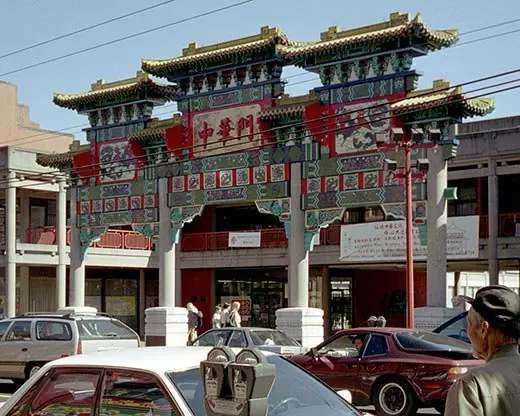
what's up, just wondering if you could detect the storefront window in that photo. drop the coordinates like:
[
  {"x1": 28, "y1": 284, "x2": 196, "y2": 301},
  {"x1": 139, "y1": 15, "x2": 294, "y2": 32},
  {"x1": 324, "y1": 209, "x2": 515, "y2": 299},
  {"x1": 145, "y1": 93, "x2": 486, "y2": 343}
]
[
  {"x1": 106, "y1": 279, "x2": 137, "y2": 330},
  {"x1": 309, "y1": 276, "x2": 323, "y2": 309},
  {"x1": 216, "y1": 269, "x2": 286, "y2": 329},
  {"x1": 330, "y1": 278, "x2": 353, "y2": 333},
  {"x1": 85, "y1": 279, "x2": 102, "y2": 311}
]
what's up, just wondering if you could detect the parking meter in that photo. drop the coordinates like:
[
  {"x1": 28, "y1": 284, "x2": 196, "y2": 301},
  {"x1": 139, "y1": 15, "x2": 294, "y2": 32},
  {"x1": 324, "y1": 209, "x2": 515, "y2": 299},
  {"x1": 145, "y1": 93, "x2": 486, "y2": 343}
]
[
  {"x1": 200, "y1": 347, "x2": 276, "y2": 416},
  {"x1": 227, "y1": 349, "x2": 276, "y2": 416}
]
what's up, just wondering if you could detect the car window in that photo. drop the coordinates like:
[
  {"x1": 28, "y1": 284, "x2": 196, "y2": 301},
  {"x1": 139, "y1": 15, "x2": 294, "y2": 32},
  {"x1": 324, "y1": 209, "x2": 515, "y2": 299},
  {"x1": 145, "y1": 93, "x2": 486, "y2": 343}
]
[
  {"x1": 0, "y1": 321, "x2": 11, "y2": 339},
  {"x1": 77, "y1": 318, "x2": 137, "y2": 340},
  {"x1": 249, "y1": 330, "x2": 300, "y2": 346},
  {"x1": 193, "y1": 330, "x2": 231, "y2": 347},
  {"x1": 5, "y1": 321, "x2": 31, "y2": 341},
  {"x1": 36, "y1": 321, "x2": 73, "y2": 341},
  {"x1": 395, "y1": 331, "x2": 473, "y2": 353},
  {"x1": 318, "y1": 333, "x2": 366, "y2": 358},
  {"x1": 6, "y1": 371, "x2": 50, "y2": 416},
  {"x1": 101, "y1": 370, "x2": 180, "y2": 416},
  {"x1": 169, "y1": 355, "x2": 362, "y2": 416},
  {"x1": 436, "y1": 313, "x2": 470, "y2": 343},
  {"x1": 29, "y1": 370, "x2": 102, "y2": 416},
  {"x1": 228, "y1": 331, "x2": 247, "y2": 348},
  {"x1": 363, "y1": 335, "x2": 389, "y2": 357}
]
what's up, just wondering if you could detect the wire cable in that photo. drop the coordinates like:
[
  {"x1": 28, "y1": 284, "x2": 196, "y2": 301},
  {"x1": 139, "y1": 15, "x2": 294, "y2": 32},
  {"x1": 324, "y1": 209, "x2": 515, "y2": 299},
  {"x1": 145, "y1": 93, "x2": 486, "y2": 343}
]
[
  {"x1": 0, "y1": 0, "x2": 179, "y2": 60},
  {"x1": 0, "y1": 0, "x2": 254, "y2": 78}
]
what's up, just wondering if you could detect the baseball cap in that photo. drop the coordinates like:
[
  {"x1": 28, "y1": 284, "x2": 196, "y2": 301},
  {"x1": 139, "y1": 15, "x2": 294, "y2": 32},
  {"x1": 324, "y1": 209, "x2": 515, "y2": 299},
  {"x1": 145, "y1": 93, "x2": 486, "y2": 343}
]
[{"x1": 468, "y1": 285, "x2": 520, "y2": 338}]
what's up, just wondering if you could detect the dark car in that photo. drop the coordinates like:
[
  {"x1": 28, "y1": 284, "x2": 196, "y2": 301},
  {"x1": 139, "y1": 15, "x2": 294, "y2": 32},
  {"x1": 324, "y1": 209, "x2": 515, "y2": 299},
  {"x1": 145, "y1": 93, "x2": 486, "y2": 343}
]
[
  {"x1": 290, "y1": 328, "x2": 483, "y2": 416},
  {"x1": 190, "y1": 327, "x2": 307, "y2": 356},
  {"x1": 433, "y1": 311, "x2": 470, "y2": 343}
]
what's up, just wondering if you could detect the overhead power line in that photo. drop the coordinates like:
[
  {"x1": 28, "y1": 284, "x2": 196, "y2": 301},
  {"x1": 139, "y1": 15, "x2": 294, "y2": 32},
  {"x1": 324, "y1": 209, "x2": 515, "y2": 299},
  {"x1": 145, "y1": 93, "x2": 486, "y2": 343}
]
[
  {"x1": 8, "y1": 79, "x2": 519, "y2": 194},
  {"x1": 3, "y1": 67, "x2": 517, "y2": 191},
  {"x1": 0, "y1": 16, "x2": 518, "y2": 150},
  {"x1": 0, "y1": 0, "x2": 179, "y2": 61},
  {"x1": 0, "y1": 0, "x2": 254, "y2": 78}
]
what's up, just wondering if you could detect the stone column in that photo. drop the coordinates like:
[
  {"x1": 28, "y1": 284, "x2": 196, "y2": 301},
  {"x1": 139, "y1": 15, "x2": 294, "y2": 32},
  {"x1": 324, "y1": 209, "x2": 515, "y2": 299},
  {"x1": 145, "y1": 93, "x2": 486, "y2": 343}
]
[
  {"x1": 56, "y1": 177, "x2": 67, "y2": 309},
  {"x1": 175, "y1": 239, "x2": 182, "y2": 306},
  {"x1": 288, "y1": 163, "x2": 309, "y2": 307},
  {"x1": 488, "y1": 158, "x2": 499, "y2": 285},
  {"x1": 276, "y1": 164, "x2": 323, "y2": 348},
  {"x1": 139, "y1": 269, "x2": 145, "y2": 340},
  {"x1": 69, "y1": 184, "x2": 85, "y2": 307},
  {"x1": 145, "y1": 177, "x2": 187, "y2": 347},
  {"x1": 158, "y1": 177, "x2": 175, "y2": 307},
  {"x1": 5, "y1": 171, "x2": 17, "y2": 317},
  {"x1": 426, "y1": 145, "x2": 448, "y2": 307}
]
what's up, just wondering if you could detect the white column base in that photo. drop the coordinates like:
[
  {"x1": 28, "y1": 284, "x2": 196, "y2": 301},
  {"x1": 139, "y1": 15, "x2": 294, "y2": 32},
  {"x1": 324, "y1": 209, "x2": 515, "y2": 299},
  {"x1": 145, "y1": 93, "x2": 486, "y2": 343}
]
[
  {"x1": 414, "y1": 307, "x2": 461, "y2": 331},
  {"x1": 276, "y1": 307, "x2": 324, "y2": 348},
  {"x1": 145, "y1": 307, "x2": 188, "y2": 346}
]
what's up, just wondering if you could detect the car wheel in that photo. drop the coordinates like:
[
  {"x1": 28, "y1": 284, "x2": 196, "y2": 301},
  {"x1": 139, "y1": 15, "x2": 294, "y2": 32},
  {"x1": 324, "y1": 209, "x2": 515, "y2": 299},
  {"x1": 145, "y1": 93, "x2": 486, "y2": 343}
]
[
  {"x1": 25, "y1": 362, "x2": 44, "y2": 380},
  {"x1": 374, "y1": 379, "x2": 418, "y2": 416}
]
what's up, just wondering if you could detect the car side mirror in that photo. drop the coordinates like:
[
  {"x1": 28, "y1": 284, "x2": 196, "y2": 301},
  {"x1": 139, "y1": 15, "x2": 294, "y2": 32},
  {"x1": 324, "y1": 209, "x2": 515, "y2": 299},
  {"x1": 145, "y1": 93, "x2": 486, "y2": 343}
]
[{"x1": 310, "y1": 347, "x2": 318, "y2": 357}]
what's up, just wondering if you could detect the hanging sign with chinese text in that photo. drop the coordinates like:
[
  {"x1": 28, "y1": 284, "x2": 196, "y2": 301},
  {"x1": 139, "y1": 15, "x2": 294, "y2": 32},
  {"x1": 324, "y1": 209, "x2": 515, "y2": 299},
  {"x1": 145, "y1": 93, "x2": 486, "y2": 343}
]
[
  {"x1": 339, "y1": 215, "x2": 479, "y2": 262},
  {"x1": 228, "y1": 231, "x2": 261, "y2": 248},
  {"x1": 191, "y1": 103, "x2": 265, "y2": 157}
]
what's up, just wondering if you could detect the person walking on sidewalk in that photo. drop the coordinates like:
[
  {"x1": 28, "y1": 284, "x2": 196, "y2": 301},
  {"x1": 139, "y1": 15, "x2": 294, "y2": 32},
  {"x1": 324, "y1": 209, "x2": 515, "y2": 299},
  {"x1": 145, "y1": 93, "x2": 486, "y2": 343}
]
[
  {"x1": 187, "y1": 302, "x2": 203, "y2": 345},
  {"x1": 445, "y1": 285, "x2": 520, "y2": 415},
  {"x1": 226, "y1": 301, "x2": 242, "y2": 328},
  {"x1": 220, "y1": 302, "x2": 230, "y2": 327}
]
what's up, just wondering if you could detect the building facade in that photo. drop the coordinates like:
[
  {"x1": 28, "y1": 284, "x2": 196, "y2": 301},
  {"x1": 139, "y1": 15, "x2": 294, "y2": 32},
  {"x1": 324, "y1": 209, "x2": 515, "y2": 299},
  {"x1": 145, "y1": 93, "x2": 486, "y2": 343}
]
[{"x1": 13, "y1": 12, "x2": 503, "y2": 342}]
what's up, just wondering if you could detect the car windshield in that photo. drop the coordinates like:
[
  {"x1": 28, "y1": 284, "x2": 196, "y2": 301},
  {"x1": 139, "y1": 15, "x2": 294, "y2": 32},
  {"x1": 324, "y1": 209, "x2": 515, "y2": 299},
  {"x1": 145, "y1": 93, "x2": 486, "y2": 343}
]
[
  {"x1": 394, "y1": 330, "x2": 473, "y2": 352},
  {"x1": 77, "y1": 319, "x2": 137, "y2": 340},
  {"x1": 168, "y1": 355, "x2": 361, "y2": 416},
  {"x1": 249, "y1": 330, "x2": 300, "y2": 346}
]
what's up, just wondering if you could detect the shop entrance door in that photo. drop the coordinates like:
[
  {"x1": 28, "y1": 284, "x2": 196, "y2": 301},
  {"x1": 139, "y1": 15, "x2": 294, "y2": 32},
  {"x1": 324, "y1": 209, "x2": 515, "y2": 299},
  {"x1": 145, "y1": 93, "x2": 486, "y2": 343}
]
[{"x1": 330, "y1": 278, "x2": 353, "y2": 334}]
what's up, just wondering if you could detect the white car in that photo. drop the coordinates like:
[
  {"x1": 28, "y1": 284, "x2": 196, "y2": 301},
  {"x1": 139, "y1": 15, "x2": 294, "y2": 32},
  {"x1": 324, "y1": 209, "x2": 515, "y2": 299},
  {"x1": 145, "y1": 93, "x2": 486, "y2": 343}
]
[
  {"x1": 0, "y1": 346, "x2": 371, "y2": 416},
  {"x1": 0, "y1": 307, "x2": 140, "y2": 382}
]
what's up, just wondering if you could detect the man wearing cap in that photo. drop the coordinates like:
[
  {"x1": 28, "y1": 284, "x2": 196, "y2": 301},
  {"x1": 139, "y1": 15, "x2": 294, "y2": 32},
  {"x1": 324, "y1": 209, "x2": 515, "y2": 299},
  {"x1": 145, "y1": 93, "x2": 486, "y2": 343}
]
[{"x1": 445, "y1": 285, "x2": 520, "y2": 415}]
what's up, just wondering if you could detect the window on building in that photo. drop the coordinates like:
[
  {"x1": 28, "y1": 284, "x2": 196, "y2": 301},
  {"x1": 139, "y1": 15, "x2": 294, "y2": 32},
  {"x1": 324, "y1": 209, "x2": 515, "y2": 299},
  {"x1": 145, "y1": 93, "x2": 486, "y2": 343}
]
[{"x1": 448, "y1": 179, "x2": 478, "y2": 216}]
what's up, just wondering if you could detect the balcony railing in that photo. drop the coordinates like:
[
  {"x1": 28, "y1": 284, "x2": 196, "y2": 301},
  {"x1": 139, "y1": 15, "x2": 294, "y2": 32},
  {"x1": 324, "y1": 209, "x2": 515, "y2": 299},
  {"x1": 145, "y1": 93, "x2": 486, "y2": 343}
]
[
  {"x1": 181, "y1": 228, "x2": 288, "y2": 251},
  {"x1": 23, "y1": 213, "x2": 520, "y2": 253},
  {"x1": 26, "y1": 226, "x2": 153, "y2": 250}
]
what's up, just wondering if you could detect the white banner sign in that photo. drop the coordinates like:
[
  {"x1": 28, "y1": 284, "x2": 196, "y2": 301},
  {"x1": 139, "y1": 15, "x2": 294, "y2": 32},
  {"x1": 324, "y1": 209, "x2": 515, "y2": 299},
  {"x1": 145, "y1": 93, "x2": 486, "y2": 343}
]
[
  {"x1": 340, "y1": 215, "x2": 479, "y2": 262},
  {"x1": 228, "y1": 232, "x2": 261, "y2": 248}
]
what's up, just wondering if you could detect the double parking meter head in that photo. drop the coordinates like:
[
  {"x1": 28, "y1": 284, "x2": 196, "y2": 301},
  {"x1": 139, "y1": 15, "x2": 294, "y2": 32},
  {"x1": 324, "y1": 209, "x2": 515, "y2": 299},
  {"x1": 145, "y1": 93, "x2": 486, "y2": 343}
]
[{"x1": 200, "y1": 347, "x2": 276, "y2": 416}]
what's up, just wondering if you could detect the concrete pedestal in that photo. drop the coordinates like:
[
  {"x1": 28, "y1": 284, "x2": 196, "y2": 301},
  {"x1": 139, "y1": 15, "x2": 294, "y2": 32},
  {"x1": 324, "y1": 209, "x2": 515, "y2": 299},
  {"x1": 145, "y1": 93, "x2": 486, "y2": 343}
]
[
  {"x1": 145, "y1": 307, "x2": 188, "y2": 346},
  {"x1": 276, "y1": 307, "x2": 324, "y2": 348},
  {"x1": 414, "y1": 307, "x2": 461, "y2": 331}
]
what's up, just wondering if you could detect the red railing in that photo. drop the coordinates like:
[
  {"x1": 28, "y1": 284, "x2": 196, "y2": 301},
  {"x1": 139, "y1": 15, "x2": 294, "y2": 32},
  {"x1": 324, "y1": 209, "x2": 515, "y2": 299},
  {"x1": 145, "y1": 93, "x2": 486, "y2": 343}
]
[
  {"x1": 26, "y1": 226, "x2": 153, "y2": 250},
  {"x1": 181, "y1": 228, "x2": 288, "y2": 251}
]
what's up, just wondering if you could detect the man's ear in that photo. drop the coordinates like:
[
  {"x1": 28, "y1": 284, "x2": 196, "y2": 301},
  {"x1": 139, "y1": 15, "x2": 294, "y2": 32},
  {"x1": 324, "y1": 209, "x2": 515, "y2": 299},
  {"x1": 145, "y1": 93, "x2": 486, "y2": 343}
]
[{"x1": 481, "y1": 319, "x2": 490, "y2": 336}]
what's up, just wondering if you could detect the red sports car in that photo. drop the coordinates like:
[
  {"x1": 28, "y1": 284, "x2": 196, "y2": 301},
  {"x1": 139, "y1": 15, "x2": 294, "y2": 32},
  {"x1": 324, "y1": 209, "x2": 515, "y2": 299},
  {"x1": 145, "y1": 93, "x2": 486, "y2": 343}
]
[{"x1": 290, "y1": 328, "x2": 483, "y2": 416}]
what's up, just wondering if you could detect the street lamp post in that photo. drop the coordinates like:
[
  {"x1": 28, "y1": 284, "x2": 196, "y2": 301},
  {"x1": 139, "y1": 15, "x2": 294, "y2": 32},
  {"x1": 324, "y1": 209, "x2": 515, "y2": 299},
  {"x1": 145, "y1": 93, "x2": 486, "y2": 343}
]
[
  {"x1": 383, "y1": 129, "x2": 431, "y2": 329},
  {"x1": 404, "y1": 141, "x2": 415, "y2": 328}
]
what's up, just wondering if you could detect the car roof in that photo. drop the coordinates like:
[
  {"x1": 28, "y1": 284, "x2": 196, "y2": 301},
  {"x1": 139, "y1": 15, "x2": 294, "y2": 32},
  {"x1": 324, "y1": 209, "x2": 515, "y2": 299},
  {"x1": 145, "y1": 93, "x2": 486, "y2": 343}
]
[
  {"x1": 206, "y1": 327, "x2": 282, "y2": 332},
  {"x1": 47, "y1": 346, "x2": 274, "y2": 373},
  {"x1": 344, "y1": 327, "x2": 420, "y2": 335}
]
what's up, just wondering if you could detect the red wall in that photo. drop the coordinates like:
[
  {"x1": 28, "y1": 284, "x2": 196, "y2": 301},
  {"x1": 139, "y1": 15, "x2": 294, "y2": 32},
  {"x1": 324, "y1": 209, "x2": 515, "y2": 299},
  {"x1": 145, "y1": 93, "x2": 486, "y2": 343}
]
[
  {"x1": 352, "y1": 270, "x2": 426, "y2": 328},
  {"x1": 183, "y1": 206, "x2": 214, "y2": 233},
  {"x1": 182, "y1": 270, "x2": 213, "y2": 332}
]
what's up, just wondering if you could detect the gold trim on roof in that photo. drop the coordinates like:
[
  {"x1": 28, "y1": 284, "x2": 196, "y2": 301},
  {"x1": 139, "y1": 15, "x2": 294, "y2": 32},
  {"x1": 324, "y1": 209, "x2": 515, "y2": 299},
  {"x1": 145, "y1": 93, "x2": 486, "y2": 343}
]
[
  {"x1": 53, "y1": 71, "x2": 178, "y2": 109},
  {"x1": 37, "y1": 140, "x2": 90, "y2": 167},
  {"x1": 281, "y1": 13, "x2": 458, "y2": 58},
  {"x1": 392, "y1": 80, "x2": 495, "y2": 117},
  {"x1": 142, "y1": 26, "x2": 289, "y2": 76},
  {"x1": 128, "y1": 114, "x2": 182, "y2": 142},
  {"x1": 260, "y1": 92, "x2": 320, "y2": 119}
]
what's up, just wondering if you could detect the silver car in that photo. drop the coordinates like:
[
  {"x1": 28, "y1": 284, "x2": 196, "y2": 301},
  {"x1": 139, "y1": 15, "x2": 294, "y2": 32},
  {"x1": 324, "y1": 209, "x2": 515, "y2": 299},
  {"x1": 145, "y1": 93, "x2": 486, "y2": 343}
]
[
  {"x1": 191, "y1": 327, "x2": 308, "y2": 356},
  {"x1": 0, "y1": 308, "x2": 140, "y2": 383}
]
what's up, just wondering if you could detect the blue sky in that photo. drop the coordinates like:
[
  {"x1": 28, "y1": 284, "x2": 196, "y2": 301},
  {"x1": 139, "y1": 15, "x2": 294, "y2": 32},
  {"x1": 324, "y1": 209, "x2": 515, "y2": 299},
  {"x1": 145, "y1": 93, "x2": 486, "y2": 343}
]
[{"x1": 1, "y1": 0, "x2": 519, "y2": 144}]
